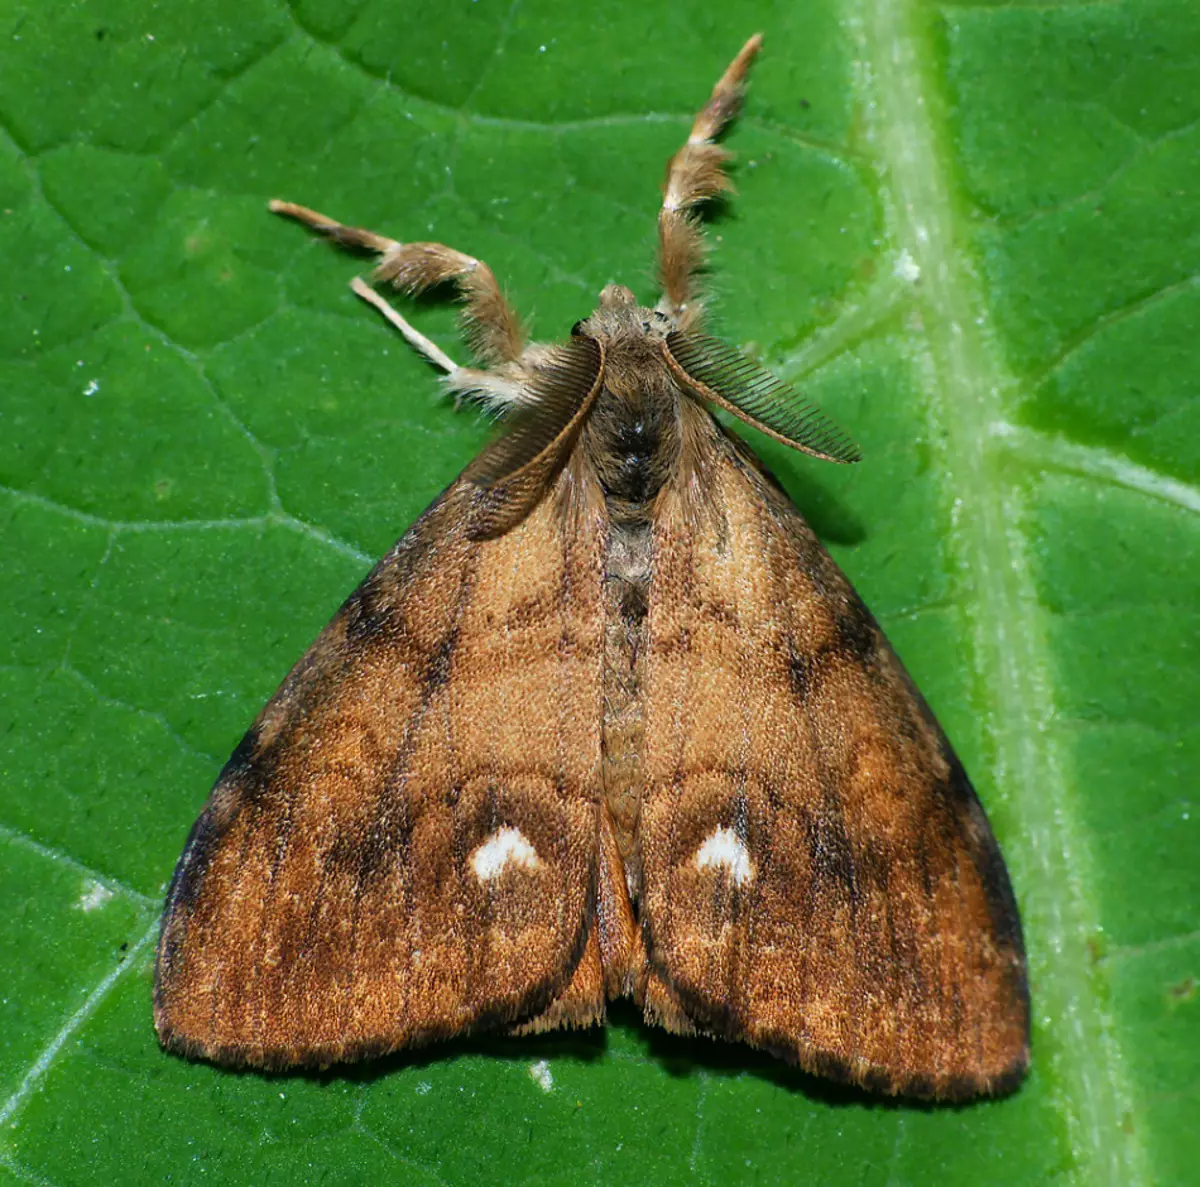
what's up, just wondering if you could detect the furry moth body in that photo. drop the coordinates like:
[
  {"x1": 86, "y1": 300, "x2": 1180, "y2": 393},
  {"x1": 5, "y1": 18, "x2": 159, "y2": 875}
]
[{"x1": 155, "y1": 35, "x2": 1030, "y2": 1100}]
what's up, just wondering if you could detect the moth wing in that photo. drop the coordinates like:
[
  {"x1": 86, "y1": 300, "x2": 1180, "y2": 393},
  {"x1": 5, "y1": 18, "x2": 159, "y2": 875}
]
[
  {"x1": 638, "y1": 416, "x2": 1029, "y2": 1099},
  {"x1": 155, "y1": 462, "x2": 606, "y2": 1068}
]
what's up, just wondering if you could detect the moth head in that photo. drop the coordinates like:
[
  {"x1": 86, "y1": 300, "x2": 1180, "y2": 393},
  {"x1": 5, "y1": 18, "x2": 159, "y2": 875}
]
[
  {"x1": 572, "y1": 286, "x2": 675, "y2": 347},
  {"x1": 598, "y1": 284, "x2": 638, "y2": 311},
  {"x1": 664, "y1": 330, "x2": 862, "y2": 464}
]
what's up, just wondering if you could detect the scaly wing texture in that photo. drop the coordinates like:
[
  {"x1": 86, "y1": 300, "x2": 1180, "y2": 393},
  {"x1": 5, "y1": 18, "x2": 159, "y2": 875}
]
[
  {"x1": 639, "y1": 413, "x2": 1029, "y2": 1099},
  {"x1": 155, "y1": 472, "x2": 606, "y2": 1068}
]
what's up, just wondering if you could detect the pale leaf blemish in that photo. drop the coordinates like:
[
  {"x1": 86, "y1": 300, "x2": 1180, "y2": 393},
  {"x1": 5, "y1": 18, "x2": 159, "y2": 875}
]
[
  {"x1": 894, "y1": 249, "x2": 920, "y2": 282},
  {"x1": 415, "y1": 1081, "x2": 432, "y2": 1096},
  {"x1": 77, "y1": 881, "x2": 114, "y2": 912},
  {"x1": 694, "y1": 827, "x2": 754, "y2": 886},
  {"x1": 471, "y1": 826, "x2": 542, "y2": 882},
  {"x1": 529, "y1": 1060, "x2": 554, "y2": 1092}
]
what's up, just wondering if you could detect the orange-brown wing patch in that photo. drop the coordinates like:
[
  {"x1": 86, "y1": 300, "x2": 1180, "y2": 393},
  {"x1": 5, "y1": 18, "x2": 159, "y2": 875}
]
[
  {"x1": 155, "y1": 474, "x2": 606, "y2": 1068},
  {"x1": 638, "y1": 412, "x2": 1029, "y2": 1099}
]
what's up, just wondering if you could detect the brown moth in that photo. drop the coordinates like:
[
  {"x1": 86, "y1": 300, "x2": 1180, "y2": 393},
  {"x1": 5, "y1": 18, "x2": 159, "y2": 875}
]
[{"x1": 154, "y1": 35, "x2": 1030, "y2": 1100}]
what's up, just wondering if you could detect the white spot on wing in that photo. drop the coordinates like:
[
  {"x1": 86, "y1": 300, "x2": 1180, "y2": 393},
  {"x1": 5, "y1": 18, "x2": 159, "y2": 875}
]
[
  {"x1": 529, "y1": 1060, "x2": 554, "y2": 1092},
  {"x1": 694, "y1": 826, "x2": 754, "y2": 886},
  {"x1": 471, "y1": 826, "x2": 542, "y2": 882}
]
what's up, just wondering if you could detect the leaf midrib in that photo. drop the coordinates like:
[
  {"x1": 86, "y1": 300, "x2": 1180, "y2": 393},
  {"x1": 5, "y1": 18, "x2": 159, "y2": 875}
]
[{"x1": 857, "y1": 0, "x2": 1144, "y2": 1182}]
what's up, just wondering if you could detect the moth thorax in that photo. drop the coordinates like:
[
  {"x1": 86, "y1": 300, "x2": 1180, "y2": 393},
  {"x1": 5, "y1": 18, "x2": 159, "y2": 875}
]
[{"x1": 585, "y1": 378, "x2": 680, "y2": 512}]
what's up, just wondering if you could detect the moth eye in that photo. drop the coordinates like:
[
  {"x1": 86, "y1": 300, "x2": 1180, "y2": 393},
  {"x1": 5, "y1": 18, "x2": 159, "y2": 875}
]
[
  {"x1": 470, "y1": 826, "x2": 543, "y2": 882},
  {"x1": 570, "y1": 319, "x2": 586, "y2": 337},
  {"x1": 694, "y1": 826, "x2": 755, "y2": 886}
]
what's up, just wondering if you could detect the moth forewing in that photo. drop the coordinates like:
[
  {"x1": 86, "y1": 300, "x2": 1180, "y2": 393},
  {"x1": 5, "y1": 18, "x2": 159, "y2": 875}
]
[{"x1": 156, "y1": 33, "x2": 1029, "y2": 1100}]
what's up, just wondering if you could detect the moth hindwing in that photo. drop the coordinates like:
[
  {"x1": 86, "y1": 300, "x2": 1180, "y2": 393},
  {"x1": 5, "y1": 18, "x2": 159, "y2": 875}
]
[{"x1": 156, "y1": 33, "x2": 1029, "y2": 1101}]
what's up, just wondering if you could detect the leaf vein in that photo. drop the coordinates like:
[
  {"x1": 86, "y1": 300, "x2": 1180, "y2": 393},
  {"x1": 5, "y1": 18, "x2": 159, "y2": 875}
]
[{"x1": 0, "y1": 919, "x2": 159, "y2": 1130}]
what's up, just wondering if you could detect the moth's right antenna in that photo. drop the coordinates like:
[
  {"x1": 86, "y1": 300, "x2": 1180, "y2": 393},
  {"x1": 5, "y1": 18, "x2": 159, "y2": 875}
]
[{"x1": 665, "y1": 330, "x2": 861, "y2": 464}]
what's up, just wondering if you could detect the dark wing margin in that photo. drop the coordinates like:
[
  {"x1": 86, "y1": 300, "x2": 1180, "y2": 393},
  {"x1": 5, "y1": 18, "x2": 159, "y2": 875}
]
[
  {"x1": 464, "y1": 335, "x2": 604, "y2": 538},
  {"x1": 664, "y1": 330, "x2": 861, "y2": 463},
  {"x1": 155, "y1": 456, "x2": 607, "y2": 1069},
  {"x1": 636, "y1": 408, "x2": 1028, "y2": 1100}
]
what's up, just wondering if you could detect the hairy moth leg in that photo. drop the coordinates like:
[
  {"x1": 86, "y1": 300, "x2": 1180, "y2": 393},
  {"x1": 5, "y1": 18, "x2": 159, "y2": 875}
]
[
  {"x1": 656, "y1": 33, "x2": 762, "y2": 326},
  {"x1": 349, "y1": 277, "x2": 462, "y2": 374},
  {"x1": 270, "y1": 199, "x2": 531, "y2": 409},
  {"x1": 269, "y1": 199, "x2": 526, "y2": 367}
]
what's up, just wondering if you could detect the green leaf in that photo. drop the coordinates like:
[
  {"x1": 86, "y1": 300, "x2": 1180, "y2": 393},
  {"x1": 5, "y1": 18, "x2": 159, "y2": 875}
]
[{"x1": 1, "y1": 1, "x2": 1195, "y2": 1184}]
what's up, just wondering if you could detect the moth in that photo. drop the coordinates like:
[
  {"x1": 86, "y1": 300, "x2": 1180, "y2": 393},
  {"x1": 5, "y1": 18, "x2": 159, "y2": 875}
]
[{"x1": 155, "y1": 35, "x2": 1030, "y2": 1100}]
